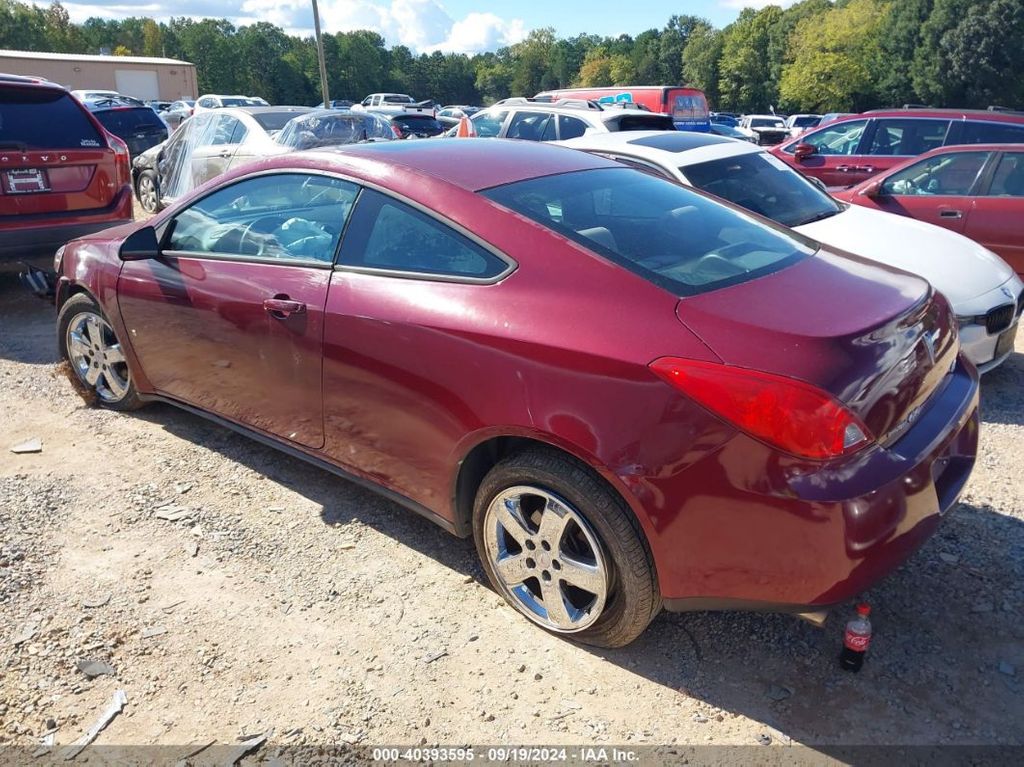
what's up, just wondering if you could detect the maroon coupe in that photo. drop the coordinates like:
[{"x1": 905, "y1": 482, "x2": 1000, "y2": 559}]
[{"x1": 54, "y1": 140, "x2": 979, "y2": 647}]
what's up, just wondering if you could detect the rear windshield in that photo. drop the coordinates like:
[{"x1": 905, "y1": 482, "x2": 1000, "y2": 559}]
[
  {"x1": 252, "y1": 111, "x2": 307, "y2": 132},
  {"x1": 93, "y1": 107, "x2": 166, "y2": 135},
  {"x1": 384, "y1": 95, "x2": 414, "y2": 104},
  {"x1": 751, "y1": 118, "x2": 786, "y2": 128},
  {"x1": 0, "y1": 87, "x2": 104, "y2": 150},
  {"x1": 615, "y1": 115, "x2": 675, "y2": 132},
  {"x1": 482, "y1": 167, "x2": 811, "y2": 295},
  {"x1": 394, "y1": 115, "x2": 442, "y2": 131},
  {"x1": 792, "y1": 115, "x2": 820, "y2": 128},
  {"x1": 683, "y1": 152, "x2": 841, "y2": 228}
]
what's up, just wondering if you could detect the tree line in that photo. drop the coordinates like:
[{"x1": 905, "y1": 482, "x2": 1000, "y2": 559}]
[{"x1": 2, "y1": 0, "x2": 1022, "y2": 113}]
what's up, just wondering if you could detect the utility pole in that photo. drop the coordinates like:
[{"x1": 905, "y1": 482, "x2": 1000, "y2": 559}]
[{"x1": 312, "y1": 0, "x2": 330, "y2": 106}]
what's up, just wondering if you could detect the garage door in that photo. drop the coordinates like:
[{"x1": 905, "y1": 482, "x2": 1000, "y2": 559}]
[{"x1": 115, "y1": 70, "x2": 159, "y2": 101}]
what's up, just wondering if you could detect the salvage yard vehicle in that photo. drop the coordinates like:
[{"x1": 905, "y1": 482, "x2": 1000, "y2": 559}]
[
  {"x1": 354, "y1": 93, "x2": 434, "y2": 117},
  {"x1": 388, "y1": 112, "x2": 446, "y2": 139},
  {"x1": 561, "y1": 131, "x2": 1024, "y2": 372},
  {"x1": 460, "y1": 98, "x2": 675, "y2": 142},
  {"x1": 55, "y1": 140, "x2": 979, "y2": 647},
  {"x1": 736, "y1": 114, "x2": 789, "y2": 145},
  {"x1": 131, "y1": 106, "x2": 311, "y2": 213},
  {"x1": 773, "y1": 108, "x2": 1024, "y2": 187},
  {"x1": 82, "y1": 96, "x2": 169, "y2": 159},
  {"x1": 162, "y1": 99, "x2": 195, "y2": 130},
  {"x1": 834, "y1": 144, "x2": 1024, "y2": 280},
  {"x1": 1, "y1": 73, "x2": 133, "y2": 261},
  {"x1": 193, "y1": 94, "x2": 269, "y2": 113},
  {"x1": 535, "y1": 85, "x2": 710, "y2": 131},
  {"x1": 276, "y1": 110, "x2": 394, "y2": 150}
]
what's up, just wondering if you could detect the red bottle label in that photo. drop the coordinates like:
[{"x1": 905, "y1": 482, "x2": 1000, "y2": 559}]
[{"x1": 844, "y1": 629, "x2": 871, "y2": 652}]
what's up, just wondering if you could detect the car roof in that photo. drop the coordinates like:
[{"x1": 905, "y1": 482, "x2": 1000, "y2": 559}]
[
  {"x1": 836, "y1": 108, "x2": 1024, "y2": 123},
  {"x1": 914, "y1": 143, "x2": 1024, "y2": 157},
  {"x1": 560, "y1": 130, "x2": 760, "y2": 166},
  {"x1": 295, "y1": 138, "x2": 618, "y2": 192},
  {"x1": 0, "y1": 72, "x2": 63, "y2": 89},
  {"x1": 744, "y1": 114, "x2": 784, "y2": 120}
]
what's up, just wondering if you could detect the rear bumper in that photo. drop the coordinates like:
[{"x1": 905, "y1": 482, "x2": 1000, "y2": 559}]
[
  {"x1": 0, "y1": 187, "x2": 133, "y2": 260},
  {"x1": 649, "y1": 358, "x2": 980, "y2": 611}
]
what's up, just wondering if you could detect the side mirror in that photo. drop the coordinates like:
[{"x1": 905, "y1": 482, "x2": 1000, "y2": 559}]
[
  {"x1": 861, "y1": 179, "x2": 883, "y2": 198},
  {"x1": 793, "y1": 143, "x2": 816, "y2": 161},
  {"x1": 119, "y1": 226, "x2": 160, "y2": 261}
]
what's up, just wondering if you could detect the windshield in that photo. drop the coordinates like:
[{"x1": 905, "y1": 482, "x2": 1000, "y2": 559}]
[
  {"x1": 751, "y1": 118, "x2": 785, "y2": 129},
  {"x1": 682, "y1": 152, "x2": 841, "y2": 228},
  {"x1": 792, "y1": 116, "x2": 820, "y2": 128},
  {"x1": 278, "y1": 112, "x2": 393, "y2": 149},
  {"x1": 0, "y1": 88, "x2": 103, "y2": 150},
  {"x1": 482, "y1": 167, "x2": 811, "y2": 295}
]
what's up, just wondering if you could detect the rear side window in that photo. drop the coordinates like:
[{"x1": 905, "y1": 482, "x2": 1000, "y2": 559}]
[
  {"x1": 0, "y1": 87, "x2": 104, "y2": 150},
  {"x1": 558, "y1": 116, "x2": 586, "y2": 140},
  {"x1": 340, "y1": 189, "x2": 509, "y2": 280},
  {"x1": 868, "y1": 119, "x2": 949, "y2": 156},
  {"x1": 987, "y1": 153, "x2": 1024, "y2": 197},
  {"x1": 93, "y1": 108, "x2": 165, "y2": 135},
  {"x1": 960, "y1": 121, "x2": 1024, "y2": 144},
  {"x1": 506, "y1": 112, "x2": 552, "y2": 141},
  {"x1": 483, "y1": 167, "x2": 811, "y2": 295}
]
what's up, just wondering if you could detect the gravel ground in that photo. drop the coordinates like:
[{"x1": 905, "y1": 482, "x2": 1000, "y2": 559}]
[{"x1": 1, "y1": 269, "x2": 1023, "y2": 759}]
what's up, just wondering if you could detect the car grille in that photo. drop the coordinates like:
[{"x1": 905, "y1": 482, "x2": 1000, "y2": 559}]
[{"x1": 986, "y1": 303, "x2": 1016, "y2": 334}]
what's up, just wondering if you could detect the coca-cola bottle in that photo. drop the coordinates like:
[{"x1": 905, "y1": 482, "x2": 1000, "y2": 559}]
[{"x1": 839, "y1": 603, "x2": 872, "y2": 672}]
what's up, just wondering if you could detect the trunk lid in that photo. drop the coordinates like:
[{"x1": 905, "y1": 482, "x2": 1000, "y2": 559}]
[{"x1": 675, "y1": 250, "x2": 958, "y2": 445}]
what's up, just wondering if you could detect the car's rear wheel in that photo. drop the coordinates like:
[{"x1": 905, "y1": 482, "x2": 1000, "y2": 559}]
[
  {"x1": 136, "y1": 170, "x2": 161, "y2": 214},
  {"x1": 473, "y1": 448, "x2": 660, "y2": 648},
  {"x1": 57, "y1": 294, "x2": 143, "y2": 411}
]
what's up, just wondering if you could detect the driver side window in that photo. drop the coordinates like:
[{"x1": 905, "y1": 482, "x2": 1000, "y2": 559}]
[
  {"x1": 165, "y1": 173, "x2": 359, "y2": 264},
  {"x1": 795, "y1": 119, "x2": 868, "y2": 156}
]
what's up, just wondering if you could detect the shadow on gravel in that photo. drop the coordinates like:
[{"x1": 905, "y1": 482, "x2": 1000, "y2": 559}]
[
  {"x1": 0, "y1": 273, "x2": 58, "y2": 365},
  {"x1": 135, "y1": 399, "x2": 1024, "y2": 747},
  {"x1": 979, "y1": 351, "x2": 1024, "y2": 426}
]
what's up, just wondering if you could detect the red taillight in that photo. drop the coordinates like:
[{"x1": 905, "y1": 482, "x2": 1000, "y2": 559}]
[
  {"x1": 649, "y1": 357, "x2": 872, "y2": 460},
  {"x1": 106, "y1": 132, "x2": 131, "y2": 187}
]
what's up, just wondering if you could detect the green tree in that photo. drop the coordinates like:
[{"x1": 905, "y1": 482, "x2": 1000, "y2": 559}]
[
  {"x1": 877, "y1": 0, "x2": 933, "y2": 106},
  {"x1": 659, "y1": 15, "x2": 706, "y2": 84},
  {"x1": 681, "y1": 22, "x2": 723, "y2": 106},
  {"x1": 717, "y1": 6, "x2": 784, "y2": 112},
  {"x1": 780, "y1": 0, "x2": 892, "y2": 112}
]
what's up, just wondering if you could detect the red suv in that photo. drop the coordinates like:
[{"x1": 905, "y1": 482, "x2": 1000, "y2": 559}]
[
  {"x1": 771, "y1": 108, "x2": 1024, "y2": 187},
  {"x1": 0, "y1": 74, "x2": 133, "y2": 262}
]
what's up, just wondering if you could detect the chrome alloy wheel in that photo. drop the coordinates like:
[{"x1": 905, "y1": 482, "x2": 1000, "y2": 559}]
[
  {"x1": 484, "y1": 486, "x2": 609, "y2": 633},
  {"x1": 137, "y1": 174, "x2": 158, "y2": 212},
  {"x1": 65, "y1": 312, "x2": 130, "y2": 402}
]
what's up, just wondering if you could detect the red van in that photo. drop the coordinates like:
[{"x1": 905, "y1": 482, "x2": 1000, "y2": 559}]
[
  {"x1": 534, "y1": 86, "x2": 709, "y2": 132},
  {"x1": 0, "y1": 74, "x2": 133, "y2": 262}
]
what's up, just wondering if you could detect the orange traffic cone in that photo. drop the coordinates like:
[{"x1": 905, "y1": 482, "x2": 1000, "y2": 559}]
[{"x1": 456, "y1": 115, "x2": 476, "y2": 138}]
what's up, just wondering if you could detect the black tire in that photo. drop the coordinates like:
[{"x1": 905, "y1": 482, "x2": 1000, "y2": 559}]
[
  {"x1": 136, "y1": 170, "x2": 162, "y2": 214},
  {"x1": 57, "y1": 293, "x2": 144, "y2": 411},
  {"x1": 473, "y1": 447, "x2": 661, "y2": 648}
]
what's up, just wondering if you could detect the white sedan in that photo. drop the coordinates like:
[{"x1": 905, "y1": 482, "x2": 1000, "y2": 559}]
[{"x1": 560, "y1": 131, "x2": 1023, "y2": 372}]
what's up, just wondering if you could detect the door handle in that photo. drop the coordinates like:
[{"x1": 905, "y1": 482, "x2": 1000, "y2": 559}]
[
  {"x1": 856, "y1": 166, "x2": 875, "y2": 174},
  {"x1": 939, "y1": 210, "x2": 963, "y2": 219},
  {"x1": 263, "y1": 298, "x2": 306, "y2": 318},
  {"x1": 836, "y1": 165, "x2": 853, "y2": 172},
  {"x1": 218, "y1": 150, "x2": 232, "y2": 158}
]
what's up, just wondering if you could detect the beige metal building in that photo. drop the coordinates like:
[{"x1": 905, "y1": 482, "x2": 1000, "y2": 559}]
[{"x1": 0, "y1": 49, "x2": 197, "y2": 101}]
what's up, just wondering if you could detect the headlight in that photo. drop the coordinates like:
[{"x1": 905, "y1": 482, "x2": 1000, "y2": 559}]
[{"x1": 53, "y1": 245, "x2": 66, "y2": 274}]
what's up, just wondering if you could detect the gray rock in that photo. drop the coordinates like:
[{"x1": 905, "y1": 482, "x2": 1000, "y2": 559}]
[
  {"x1": 76, "y1": 659, "x2": 115, "y2": 678},
  {"x1": 10, "y1": 438, "x2": 42, "y2": 454},
  {"x1": 998, "y1": 661, "x2": 1016, "y2": 676}
]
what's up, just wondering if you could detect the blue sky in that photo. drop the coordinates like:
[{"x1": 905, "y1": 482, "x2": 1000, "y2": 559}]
[{"x1": 56, "y1": 1, "x2": 786, "y2": 53}]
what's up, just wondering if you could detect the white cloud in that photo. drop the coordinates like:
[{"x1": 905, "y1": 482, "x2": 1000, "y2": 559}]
[{"x1": 54, "y1": 0, "x2": 526, "y2": 54}]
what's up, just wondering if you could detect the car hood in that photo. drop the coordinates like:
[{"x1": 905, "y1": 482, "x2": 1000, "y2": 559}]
[{"x1": 796, "y1": 203, "x2": 1015, "y2": 307}]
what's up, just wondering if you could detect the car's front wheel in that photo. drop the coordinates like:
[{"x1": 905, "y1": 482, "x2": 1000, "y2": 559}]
[
  {"x1": 136, "y1": 170, "x2": 161, "y2": 214},
  {"x1": 473, "y1": 448, "x2": 660, "y2": 647},
  {"x1": 57, "y1": 293, "x2": 143, "y2": 411}
]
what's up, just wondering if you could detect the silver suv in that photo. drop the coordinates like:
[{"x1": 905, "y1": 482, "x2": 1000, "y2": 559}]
[{"x1": 463, "y1": 98, "x2": 675, "y2": 141}]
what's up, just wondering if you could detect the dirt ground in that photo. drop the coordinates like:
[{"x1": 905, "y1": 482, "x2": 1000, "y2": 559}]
[{"x1": 1, "y1": 266, "x2": 1023, "y2": 760}]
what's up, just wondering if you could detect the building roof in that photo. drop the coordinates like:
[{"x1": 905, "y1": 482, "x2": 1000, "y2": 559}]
[{"x1": 0, "y1": 49, "x2": 193, "y2": 67}]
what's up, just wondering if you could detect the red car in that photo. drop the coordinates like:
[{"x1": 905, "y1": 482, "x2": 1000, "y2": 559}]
[
  {"x1": 771, "y1": 108, "x2": 1024, "y2": 188},
  {"x1": 0, "y1": 74, "x2": 133, "y2": 261},
  {"x1": 54, "y1": 140, "x2": 979, "y2": 647},
  {"x1": 833, "y1": 144, "x2": 1024, "y2": 277}
]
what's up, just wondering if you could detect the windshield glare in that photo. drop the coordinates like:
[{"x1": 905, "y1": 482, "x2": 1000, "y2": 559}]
[
  {"x1": 482, "y1": 167, "x2": 812, "y2": 295},
  {"x1": 279, "y1": 113, "x2": 393, "y2": 148},
  {"x1": 682, "y1": 153, "x2": 841, "y2": 228}
]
